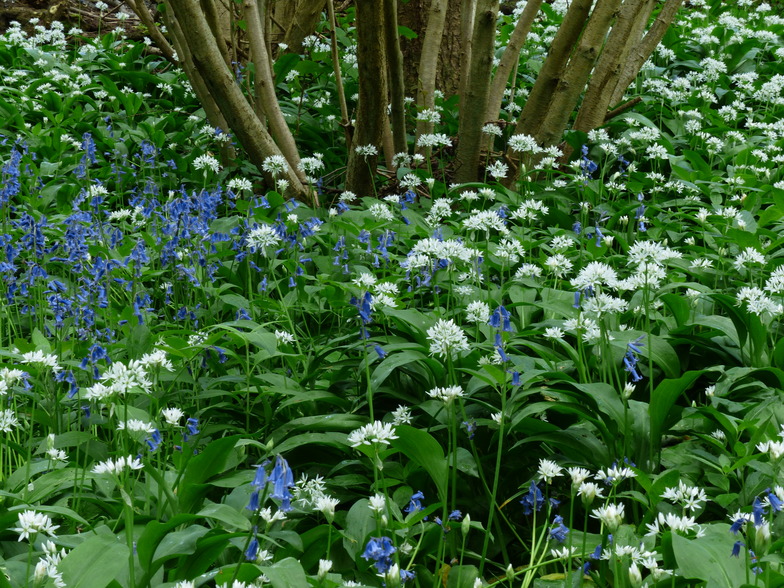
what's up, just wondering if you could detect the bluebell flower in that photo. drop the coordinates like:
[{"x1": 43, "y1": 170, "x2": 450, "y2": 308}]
[
  {"x1": 247, "y1": 489, "x2": 260, "y2": 512},
  {"x1": 520, "y1": 480, "x2": 544, "y2": 515},
  {"x1": 362, "y1": 536, "x2": 396, "y2": 573},
  {"x1": 236, "y1": 308, "x2": 251, "y2": 320},
  {"x1": 245, "y1": 535, "x2": 259, "y2": 561},
  {"x1": 405, "y1": 491, "x2": 425, "y2": 515},
  {"x1": 767, "y1": 489, "x2": 782, "y2": 512},
  {"x1": 752, "y1": 497, "x2": 766, "y2": 527},
  {"x1": 374, "y1": 345, "x2": 386, "y2": 359},
  {"x1": 489, "y1": 305, "x2": 512, "y2": 332},
  {"x1": 589, "y1": 544, "x2": 602, "y2": 560},
  {"x1": 146, "y1": 429, "x2": 162, "y2": 452},
  {"x1": 511, "y1": 371, "x2": 521, "y2": 386},
  {"x1": 269, "y1": 454, "x2": 295, "y2": 511},
  {"x1": 461, "y1": 419, "x2": 476, "y2": 439},
  {"x1": 549, "y1": 515, "x2": 569, "y2": 543},
  {"x1": 400, "y1": 568, "x2": 416, "y2": 583},
  {"x1": 729, "y1": 517, "x2": 746, "y2": 535},
  {"x1": 731, "y1": 540, "x2": 744, "y2": 557}
]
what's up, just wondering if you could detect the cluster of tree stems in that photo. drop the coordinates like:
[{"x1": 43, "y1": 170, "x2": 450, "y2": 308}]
[{"x1": 126, "y1": 0, "x2": 684, "y2": 205}]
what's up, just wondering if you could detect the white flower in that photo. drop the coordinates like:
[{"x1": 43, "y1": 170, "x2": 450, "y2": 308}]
[
  {"x1": 427, "y1": 385, "x2": 465, "y2": 405},
  {"x1": 661, "y1": 481, "x2": 708, "y2": 511},
  {"x1": 463, "y1": 210, "x2": 509, "y2": 235},
  {"x1": 139, "y1": 349, "x2": 173, "y2": 371},
  {"x1": 275, "y1": 330, "x2": 295, "y2": 344},
  {"x1": 117, "y1": 419, "x2": 155, "y2": 434},
  {"x1": 355, "y1": 144, "x2": 378, "y2": 157},
  {"x1": 20, "y1": 350, "x2": 62, "y2": 372},
  {"x1": 368, "y1": 203, "x2": 394, "y2": 221},
  {"x1": 733, "y1": 247, "x2": 766, "y2": 271},
  {"x1": 544, "y1": 327, "x2": 565, "y2": 340},
  {"x1": 92, "y1": 455, "x2": 144, "y2": 475},
  {"x1": 591, "y1": 503, "x2": 625, "y2": 531},
  {"x1": 538, "y1": 459, "x2": 563, "y2": 483},
  {"x1": 578, "y1": 482, "x2": 604, "y2": 504},
  {"x1": 567, "y1": 467, "x2": 591, "y2": 486},
  {"x1": 262, "y1": 155, "x2": 289, "y2": 176},
  {"x1": 193, "y1": 154, "x2": 221, "y2": 173},
  {"x1": 466, "y1": 301, "x2": 491, "y2": 324},
  {"x1": 315, "y1": 496, "x2": 340, "y2": 519},
  {"x1": 508, "y1": 134, "x2": 542, "y2": 154},
  {"x1": 757, "y1": 440, "x2": 784, "y2": 459},
  {"x1": 0, "y1": 409, "x2": 19, "y2": 432},
  {"x1": 427, "y1": 319, "x2": 470, "y2": 358},
  {"x1": 13, "y1": 511, "x2": 59, "y2": 541},
  {"x1": 318, "y1": 559, "x2": 333, "y2": 580},
  {"x1": 348, "y1": 421, "x2": 398, "y2": 447},
  {"x1": 487, "y1": 160, "x2": 508, "y2": 179},
  {"x1": 161, "y1": 407, "x2": 185, "y2": 425},
  {"x1": 246, "y1": 224, "x2": 281, "y2": 251},
  {"x1": 228, "y1": 177, "x2": 253, "y2": 192},
  {"x1": 391, "y1": 405, "x2": 412, "y2": 425},
  {"x1": 368, "y1": 493, "x2": 387, "y2": 513}
]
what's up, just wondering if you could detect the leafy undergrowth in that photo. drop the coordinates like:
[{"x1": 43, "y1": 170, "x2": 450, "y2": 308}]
[{"x1": 0, "y1": 2, "x2": 784, "y2": 587}]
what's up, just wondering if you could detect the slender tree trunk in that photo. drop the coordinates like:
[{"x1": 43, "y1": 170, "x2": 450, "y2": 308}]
[
  {"x1": 457, "y1": 0, "x2": 475, "y2": 105},
  {"x1": 383, "y1": 0, "x2": 408, "y2": 156},
  {"x1": 453, "y1": 0, "x2": 500, "y2": 184},
  {"x1": 511, "y1": 0, "x2": 594, "y2": 142},
  {"x1": 346, "y1": 0, "x2": 388, "y2": 193},
  {"x1": 167, "y1": 0, "x2": 308, "y2": 201},
  {"x1": 572, "y1": 0, "x2": 654, "y2": 134},
  {"x1": 327, "y1": 0, "x2": 352, "y2": 147},
  {"x1": 610, "y1": 0, "x2": 684, "y2": 105},
  {"x1": 483, "y1": 0, "x2": 542, "y2": 147},
  {"x1": 278, "y1": 0, "x2": 328, "y2": 53},
  {"x1": 244, "y1": 0, "x2": 306, "y2": 182},
  {"x1": 200, "y1": 0, "x2": 230, "y2": 66},
  {"x1": 124, "y1": 0, "x2": 176, "y2": 61},
  {"x1": 535, "y1": 0, "x2": 622, "y2": 148},
  {"x1": 415, "y1": 0, "x2": 449, "y2": 148}
]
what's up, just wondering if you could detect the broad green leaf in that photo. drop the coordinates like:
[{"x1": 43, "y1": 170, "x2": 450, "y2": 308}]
[
  {"x1": 672, "y1": 525, "x2": 746, "y2": 587},
  {"x1": 59, "y1": 533, "x2": 129, "y2": 588},
  {"x1": 392, "y1": 425, "x2": 448, "y2": 503}
]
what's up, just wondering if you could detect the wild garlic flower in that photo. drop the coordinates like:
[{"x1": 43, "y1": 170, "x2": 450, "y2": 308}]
[
  {"x1": 426, "y1": 385, "x2": 464, "y2": 405},
  {"x1": 591, "y1": 503, "x2": 625, "y2": 532},
  {"x1": 193, "y1": 154, "x2": 220, "y2": 173},
  {"x1": 662, "y1": 481, "x2": 708, "y2": 511},
  {"x1": 348, "y1": 421, "x2": 398, "y2": 447},
  {"x1": 20, "y1": 350, "x2": 62, "y2": 373},
  {"x1": 538, "y1": 459, "x2": 563, "y2": 483},
  {"x1": 246, "y1": 224, "x2": 281, "y2": 251},
  {"x1": 161, "y1": 407, "x2": 185, "y2": 425},
  {"x1": 92, "y1": 455, "x2": 144, "y2": 475},
  {"x1": 465, "y1": 301, "x2": 491, "y2": 324},
  {"x1": 13, "y1": 510, "x2": 59, "y2": 541},
  {"x1": 427, "y1": 319, "x2": 470, "y2": 358}
]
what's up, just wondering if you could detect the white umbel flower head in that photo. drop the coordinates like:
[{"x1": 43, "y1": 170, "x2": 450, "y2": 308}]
[
  {"x1": 537, "y1": 459, "x2": 563, "y2": 484},
  {"x1": 347, "y1": 421, "x2": 399, "y2": 447},
  {"x1": 426, "y1": 385, "x2": 465, "y2": 405},
  {"x1": 427, "y1": 319, "x2": 470, "y2": 359},
  {"x1": 92, "y1": 455, "x2": 144, "y2": 475},
  {"x1": 591, "y1": 503, "x2": 625, "y2": 532},
  {"x1": 13, "y1": 510, "x2": 59, "y2": 542}
]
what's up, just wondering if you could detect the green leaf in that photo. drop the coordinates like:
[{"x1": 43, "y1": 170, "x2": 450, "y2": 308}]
[
  {"x1": 59, "y1": 533, "x2": 129, "y2": 588},
  {"x1": 178, "y1": 435, "x2": 242, "y2": 513},
  {"x1": 672, "y1": 525, "x2": 746, "y2": 587},
  {"x1": 392, "y1": 425, "x2": 448, "y2": 503},
  {"x1": 259, "y1": 557, "x2": 309, "y2": 588},
  {"x1": 650, "y1": 371, "x2": 705, "y2": 464},
  {"x1": 197, "y1": 502, "x2": 251, "y2": 531}
]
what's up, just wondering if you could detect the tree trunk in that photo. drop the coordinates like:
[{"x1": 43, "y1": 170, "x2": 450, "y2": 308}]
[
  {"x1": 534, "y1": 0, "x2": 622, "y2": 148},
  {"x1": 484, "y1": 0, "x2": 542, "y2": 126},
  {"x1": 275, "y1": 0, "x2": 328, "y2": 53},
  {"x1": 610, "y1": 0, "x2": 684, "y2": 105},
  {"x1": 346, "y1": 0, "x2": 388, "y2": 194},
  {"x1": 244, "y1": 0, "x2": 305, "y2": 182},
  {"x1": 572, "y1": 0, "x2": 654, "y2": 135},
  {"x1": 383, "y1": 0, "x2": 408, "y2": 156},
  {"x1": 415, "y1": 0, "x2": 449, "y2": 148},
  {"x1": 510, "y1": 0, "x2": 594, "y2": 143},
  {"x1": 454, "y1": 0, "x2": 500, "y2": 184},
  {"x1": 167, "y1": 0, "x2": 308, "y2": 202}
]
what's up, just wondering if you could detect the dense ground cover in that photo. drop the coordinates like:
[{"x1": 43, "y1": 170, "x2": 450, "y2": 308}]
[{"x1": 1, "y1": 1, "x2": 784, "y2": 587}]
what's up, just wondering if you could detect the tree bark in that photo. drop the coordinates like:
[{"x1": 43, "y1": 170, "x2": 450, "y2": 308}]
[
  {"x1": 244, "y1": 0, "x2": 306, "y2": 182},
  {"x1": 483, "y1": 0, "x2": 542, "y2": 134},
  {"x1": 167, "y1": 0, "x2": 308, "y2": 201},
  {"x1": 415, "y1": 0, "x2": 449, "y2": 148},
  {"x1": 346, "y1": 0, "x2": 388, "y2": 194},
  {"x1": 453, "y1": 0, "x2": 500, "y2": 184},
  {"x1": 277, "y1": 0, "x2": 328, "y2": 53},
  {"x1": 383, "y1": 0, "x2": 408, "y2": 156},
  {"x1": 572, "y1": 0, "x2": 654, "y2": 135},
  {"x1": 510, "y1": 0, "x2": 594, "y2": 142},
  {"x1": 610, "y1": 0, "x2": 684, "y2": 105},
  {"x1": 534, "y1": 0, "x2": 622, "y2": 148}
]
